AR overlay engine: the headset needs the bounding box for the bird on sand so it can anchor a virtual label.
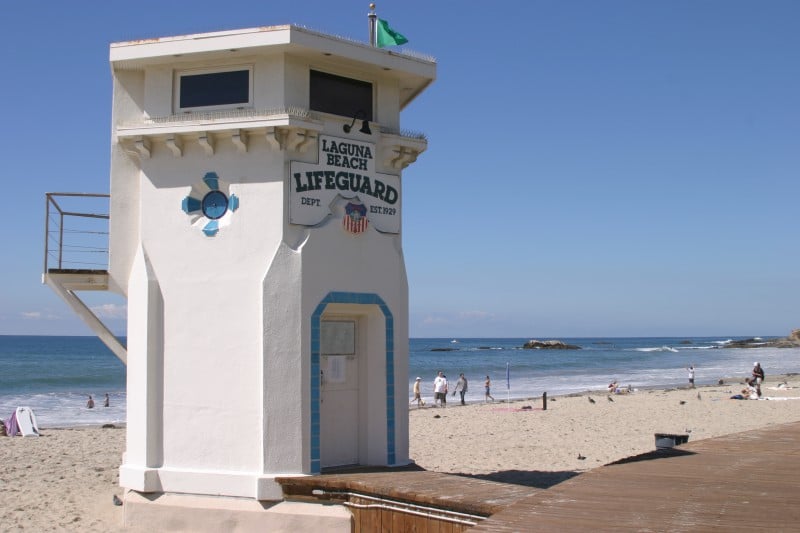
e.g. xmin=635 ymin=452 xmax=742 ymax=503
xmin=577 ymin=453 xmax=586 ymax=460
xmin=588 ymin=397 xmax=596 ymax=404
xmin=679 ymin=400 xmax=686 ymax=405
xmin=607 ymin=396 xmax=614 ymax=402
xmin=112 ymin=494 xmax=123 ymax=506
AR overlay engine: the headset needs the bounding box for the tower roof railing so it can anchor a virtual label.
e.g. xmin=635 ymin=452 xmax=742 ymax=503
xmin=118 ymin=107 xmax=427 ymax=141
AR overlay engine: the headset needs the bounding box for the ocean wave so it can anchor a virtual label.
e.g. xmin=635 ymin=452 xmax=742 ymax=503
xmin=0 ymin=391 xmax=126 ymax=428
xmin=462 ymin=346 xmax=505 ymax=352
xmin=672 ymin=344 xmax=717 ymax=351
xmin=633 ymin=346 xmax=679 ymax=353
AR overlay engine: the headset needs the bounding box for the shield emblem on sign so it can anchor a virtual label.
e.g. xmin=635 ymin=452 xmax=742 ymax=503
xmin=343 ymin=202 xmax=368 ymax=234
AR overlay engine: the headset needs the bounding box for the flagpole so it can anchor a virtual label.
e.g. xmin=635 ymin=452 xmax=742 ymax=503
xmin=368 ymin=3 xmax=377 ymax=47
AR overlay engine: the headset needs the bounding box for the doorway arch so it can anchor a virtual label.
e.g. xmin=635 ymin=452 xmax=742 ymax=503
xmin=309 ymin=291 xmax=395 ymax=474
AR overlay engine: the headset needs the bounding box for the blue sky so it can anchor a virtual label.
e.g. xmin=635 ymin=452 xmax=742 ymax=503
xmin=1 ymin=1 xmax=798 ymax=338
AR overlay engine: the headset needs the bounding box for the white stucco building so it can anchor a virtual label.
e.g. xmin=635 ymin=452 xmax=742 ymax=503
xmin=85 ymin=22 xmax=435 ymax=528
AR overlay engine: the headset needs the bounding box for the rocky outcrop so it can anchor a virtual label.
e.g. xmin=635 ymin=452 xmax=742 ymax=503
xmin=725 ymin=338 xmax=765 ymax=348
xmin=727 ymin=329 xmax=800 ymax=349
xmin=523 ymin=339 xmax=581 ymax=350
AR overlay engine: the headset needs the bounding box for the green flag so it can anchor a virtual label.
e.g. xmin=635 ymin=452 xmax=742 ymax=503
xmin=377 ymin=18 xmax=408 ymax=48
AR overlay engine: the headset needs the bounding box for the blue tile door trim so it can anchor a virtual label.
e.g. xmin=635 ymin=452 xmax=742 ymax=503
xmin=310 ymin=292 xmax=395 ymax=474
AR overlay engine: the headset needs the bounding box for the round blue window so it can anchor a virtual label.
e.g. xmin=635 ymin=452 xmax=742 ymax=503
xmin=181 ymin=172 xmax=239 ymax=237
xmin=201 ymin=190 xmax=229 ymax=220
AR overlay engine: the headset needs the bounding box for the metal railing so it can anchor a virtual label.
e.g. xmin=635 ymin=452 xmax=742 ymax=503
xmin=120 ymin=106 xmax=428 ymax=141
xmin=44 ymin=193 xmax=110 ymax=273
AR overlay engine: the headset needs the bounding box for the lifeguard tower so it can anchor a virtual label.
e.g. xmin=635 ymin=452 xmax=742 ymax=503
xmin=44 ymin=14 xmax=435 ymax=530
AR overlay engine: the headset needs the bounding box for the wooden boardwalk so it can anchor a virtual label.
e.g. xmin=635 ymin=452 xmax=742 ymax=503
xmin=280 ymin=421 xmax=800 ymax=532
xmin=472 ymin=421 xmax=800 ymax=531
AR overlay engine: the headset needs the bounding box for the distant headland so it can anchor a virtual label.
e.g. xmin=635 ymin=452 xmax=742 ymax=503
xmin=518 ymin=330 xmax=800 ymax=351
xmin=726 ymin=329 xmax=800 ymax=349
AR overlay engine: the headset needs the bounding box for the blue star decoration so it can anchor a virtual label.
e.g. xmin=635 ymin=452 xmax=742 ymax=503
xmin=181 ymin=172 xmax=240 ymax=237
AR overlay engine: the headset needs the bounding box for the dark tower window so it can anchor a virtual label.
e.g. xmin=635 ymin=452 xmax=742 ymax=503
xmin=310 ymin=70 xmax=373 ymax=121
xmin=177 ymin=68 xmax=251 ymax=111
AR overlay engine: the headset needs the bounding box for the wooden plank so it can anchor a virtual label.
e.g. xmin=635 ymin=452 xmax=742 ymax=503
xmin=379 ymin=506 xmax=392 ymax=533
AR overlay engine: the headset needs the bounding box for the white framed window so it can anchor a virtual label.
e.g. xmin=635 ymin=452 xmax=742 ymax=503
xmin=174 ymin=65 xmax=253 ymax=112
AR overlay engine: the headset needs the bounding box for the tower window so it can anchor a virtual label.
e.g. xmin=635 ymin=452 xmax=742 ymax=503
xmin=310 ymin=70 xmax=373 ymax=121
xmin=176 ymin=67 xmax=252 ymax=111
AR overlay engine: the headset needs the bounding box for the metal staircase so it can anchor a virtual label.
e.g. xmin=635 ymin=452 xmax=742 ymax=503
xmin=43 ymin=193 xmax=126 ymax=364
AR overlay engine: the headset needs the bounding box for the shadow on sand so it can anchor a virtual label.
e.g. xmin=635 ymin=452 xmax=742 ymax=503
xmin=319 ymin=448 xmax=695 ymax=490
xmin=450 ymin=447 xmax=698 ymax=489
xmin=452 ymin=469 xmax=580 ymax=489
xmin=607 ymin=447 xmax=696 ymax=465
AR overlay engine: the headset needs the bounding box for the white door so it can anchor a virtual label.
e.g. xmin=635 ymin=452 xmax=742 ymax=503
xmin=320 ymin=319 xmax=359 ymax=468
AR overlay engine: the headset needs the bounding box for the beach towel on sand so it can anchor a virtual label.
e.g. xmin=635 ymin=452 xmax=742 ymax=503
xmin=6 ymin=410 xmax=19 ymax=436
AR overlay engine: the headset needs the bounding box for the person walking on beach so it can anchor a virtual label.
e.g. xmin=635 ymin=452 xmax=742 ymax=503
xmin=410 ymin=377 xmax=425 ymax=407
xmin=433 ymin=371 xmax=448 ymax=407
xmin=752 ymin=362 xmax=765 ymax=397
xmin=453 ymin=373 xmax=468 ymax=405
xmin=687 ymin=365 xmax=695 ymax=388
xmin=103 ymin=393 xmax=110 ymax=408
xmin=484 ymin=375 xmax=494 ymax=402
xmin=87 ymin=395 xmax=95 ymax=409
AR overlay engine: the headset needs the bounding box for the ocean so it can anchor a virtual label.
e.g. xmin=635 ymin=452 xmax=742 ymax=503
xmin=410 ymin=337 xmax=800 ymax=402
xmin=0 ymin=336 xmax=127 ymax=428
xmin=2 ymin=335 xmax=799 ymax=428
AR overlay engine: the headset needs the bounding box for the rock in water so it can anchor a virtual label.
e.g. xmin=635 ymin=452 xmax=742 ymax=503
xmin=522 ymin=339 xmax=582 ymax=350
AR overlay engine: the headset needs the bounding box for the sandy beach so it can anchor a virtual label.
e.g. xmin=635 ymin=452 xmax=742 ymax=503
xmin=2 ymin=377 xmax=799 ymax=531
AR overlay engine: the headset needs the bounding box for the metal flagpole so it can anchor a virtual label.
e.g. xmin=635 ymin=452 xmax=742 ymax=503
xmin=368 ymin=3 xmax=378 ymax=47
